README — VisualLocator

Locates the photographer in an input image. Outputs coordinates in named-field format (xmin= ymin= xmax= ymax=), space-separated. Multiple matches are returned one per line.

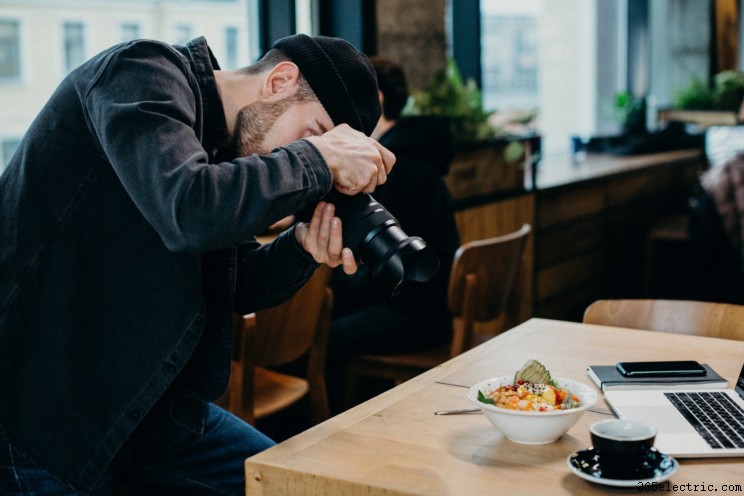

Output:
xmin=0 ymin=34 xmax=393 ymax=495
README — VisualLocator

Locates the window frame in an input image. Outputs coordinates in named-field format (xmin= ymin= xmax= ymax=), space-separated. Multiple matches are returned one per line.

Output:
xmin=0 ymin=17 xmax=22 ymax=82
xmin=62 ymin=20 xmax=86 ymax=75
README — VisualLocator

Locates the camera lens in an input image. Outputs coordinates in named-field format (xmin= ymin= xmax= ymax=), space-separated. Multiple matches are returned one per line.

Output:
xmin=305 ymin=190 xmax=439 ymax=296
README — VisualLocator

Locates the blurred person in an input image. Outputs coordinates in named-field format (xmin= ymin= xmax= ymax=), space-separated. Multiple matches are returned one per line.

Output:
xmin=326 ymin=56 xmax=460 ymax=410
xmin=0 ymin=34 xmax=394 ymax=495
xmin=688 ymin=151 xmax=744 ymax=303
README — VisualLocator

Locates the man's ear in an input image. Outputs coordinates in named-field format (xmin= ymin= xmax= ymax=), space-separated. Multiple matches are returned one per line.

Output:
xmin=261 ymin=61 xmax=301 ymax=102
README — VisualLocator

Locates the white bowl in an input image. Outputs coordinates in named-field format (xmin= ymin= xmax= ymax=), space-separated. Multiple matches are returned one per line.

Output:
xmin=467 ymin=376 xmax=598 ymax=444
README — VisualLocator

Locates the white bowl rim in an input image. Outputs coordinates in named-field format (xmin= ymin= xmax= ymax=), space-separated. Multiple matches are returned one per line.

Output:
xmin=467 ymin=375 xmax=598 ymax=417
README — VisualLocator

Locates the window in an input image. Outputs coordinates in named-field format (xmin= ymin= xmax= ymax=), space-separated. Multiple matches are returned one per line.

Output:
xmin=63 ymin=21 xmax=85 ymax=73
xmin=295 ymin=0 xmax=318 ymax=35
xmin=121 ymin=22 xmax=140 ymax=42
xmin=225 ymin=26 xmax=238 ymax=69
xmin=476 ymin=0 xmax=711 ymax=154
xmin=478 ymin=0 xmax=712 ymax=156
xmin=481 ymin=13 xmax=537 ymax=110
xmin=0 ymin=19 xmax=20 ymax=80
xmin=174 ymin=24 xmax=193 ymax=46
xmin=648 ymin=0 xmax=710 ymax=115
xmin=0 ymin=1 xmax=259 ymax=157
xmin=1 ymin=138 xmax=20 ymax=175
xmin=480 ymin=0 xmax=602 ymax=155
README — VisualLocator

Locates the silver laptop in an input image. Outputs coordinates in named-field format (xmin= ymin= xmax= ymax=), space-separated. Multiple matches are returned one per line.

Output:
xmin=604 ymin=363 xmax=744 ymax=457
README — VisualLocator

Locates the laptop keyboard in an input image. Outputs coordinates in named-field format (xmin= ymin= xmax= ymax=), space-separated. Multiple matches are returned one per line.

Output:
xmin=665 ymin=392 xmax=744 ymax=449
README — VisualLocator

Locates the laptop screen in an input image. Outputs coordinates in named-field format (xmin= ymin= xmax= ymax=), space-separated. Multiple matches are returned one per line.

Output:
xmin=736 ymin=363 xmax=744 ymax=398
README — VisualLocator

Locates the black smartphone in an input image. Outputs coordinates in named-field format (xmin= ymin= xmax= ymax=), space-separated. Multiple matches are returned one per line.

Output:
xmin=616 ymin=360 xmax=707 ymax=377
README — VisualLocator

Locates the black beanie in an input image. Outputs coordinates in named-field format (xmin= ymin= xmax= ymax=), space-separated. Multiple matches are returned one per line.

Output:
xmin=272 ymin=34 xmax=381 ymax=136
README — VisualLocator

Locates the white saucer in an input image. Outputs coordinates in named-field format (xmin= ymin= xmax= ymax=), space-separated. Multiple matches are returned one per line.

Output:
xmin=567 ymin=447 xmax=679 ymax=488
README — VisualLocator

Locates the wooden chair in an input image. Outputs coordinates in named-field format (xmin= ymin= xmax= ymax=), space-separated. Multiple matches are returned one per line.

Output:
xmin=643 ymin=213 xmax=691 ymax=297
xmin=218 ymin=266 xmax=333 ymax=425
xmin=344 ymin=224 xmax=532 ymax=405
xmin=582 ymin=299 xmax=744 ymax=340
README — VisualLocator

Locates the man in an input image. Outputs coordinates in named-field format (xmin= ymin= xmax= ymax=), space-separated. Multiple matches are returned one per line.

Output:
xmin=0 ymin=34 xmax=393 ymax=494
xmin=327 ymin=57 xmax=460 ymax=410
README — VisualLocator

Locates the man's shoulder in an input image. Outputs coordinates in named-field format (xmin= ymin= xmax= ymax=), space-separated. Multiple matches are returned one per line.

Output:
xmin=76 ymin=39 xmax=193 ymax=96
xmin=83 ymin=39 xmax=189 ymax=76
xmin=109 ymin=39 xmax=189 ymax=66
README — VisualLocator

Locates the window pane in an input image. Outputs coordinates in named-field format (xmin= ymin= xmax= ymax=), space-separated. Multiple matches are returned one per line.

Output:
xmin=0 ymin=1 xmax=258 ymax=157
xmin=225 ymin=26 xmax=238 ymax=69
xmin=0 ymin=19 xmax=20 ymax=79
xmin=649 ymin=0 xmax=710 ymax=116
xmin=296 ymin=0 xmax=317 ymax=35
xmin=64 ymin=22 xmax=85 ymax=73
xmin=481 ymin=13 xmax=538 ymax=110
xmin=174 ymin=24 xmax=192 ymax=45
xmin=479 ymin=0 xmax=712 ymax=156
xmin=121 ymin=22 xmax=140 ymax=42
xmin=482 ymin=0 xmax=583 ymax=153
xmin=1 ymin=138 xmax=20 ymax=175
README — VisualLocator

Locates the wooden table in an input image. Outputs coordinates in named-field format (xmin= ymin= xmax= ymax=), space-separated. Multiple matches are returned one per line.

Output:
xmin=244 ymin=318 xmax=744 ymax=495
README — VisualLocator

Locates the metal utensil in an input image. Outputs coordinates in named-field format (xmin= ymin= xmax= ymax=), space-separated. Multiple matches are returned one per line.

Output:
xmin=433 ymin=408 xmax=482 ymax=415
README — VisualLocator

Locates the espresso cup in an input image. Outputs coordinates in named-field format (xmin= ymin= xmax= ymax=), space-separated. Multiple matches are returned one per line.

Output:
xmin=590 ymin=419 xmax=657 ymax=476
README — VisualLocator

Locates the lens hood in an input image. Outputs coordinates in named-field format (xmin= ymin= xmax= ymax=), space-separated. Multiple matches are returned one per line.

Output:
xmin=304 ymin=190 xmax=439 ymax=296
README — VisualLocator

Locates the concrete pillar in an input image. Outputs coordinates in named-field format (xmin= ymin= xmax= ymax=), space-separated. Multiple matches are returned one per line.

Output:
xmin=375 ymin=0 xmax=447 ymax=91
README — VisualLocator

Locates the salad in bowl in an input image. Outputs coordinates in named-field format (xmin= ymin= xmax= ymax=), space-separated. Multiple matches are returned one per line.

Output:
xmin=468 ymin=359 xmax=598 ymax=444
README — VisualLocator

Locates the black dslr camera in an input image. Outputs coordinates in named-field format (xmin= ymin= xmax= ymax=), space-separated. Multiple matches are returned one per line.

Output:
xmin=302 ymin=189 xmax=439 ymax=296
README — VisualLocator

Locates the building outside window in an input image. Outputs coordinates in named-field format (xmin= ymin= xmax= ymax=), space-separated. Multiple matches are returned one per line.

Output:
xmin=0 ymin=1 xmax=256 ymax=159
xmin=121 ymin=22 xmax=140 ymax=42
xmin=479 ymin=0 xmax=711 ymax=156
xmin=174 ymin=24 xmax=193 ymax=46
xmin=63 ymin=21 xmax=85 ymax=74
xmin=481 ymin=13 xmax=537 ymax=111
xmin=225 ymin=26 xmax=238 ymax=69
xmin=0 ymin=19 xmax=20 ymax=80
xmin=1 ymin=138 xmax=20 ymax=175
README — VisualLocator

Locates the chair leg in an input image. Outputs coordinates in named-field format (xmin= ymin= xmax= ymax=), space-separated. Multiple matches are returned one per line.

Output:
xmin=308 ymin=287 xmax=332 ymax=422
xmin=343 ymin=361 xmax=359 ymax=410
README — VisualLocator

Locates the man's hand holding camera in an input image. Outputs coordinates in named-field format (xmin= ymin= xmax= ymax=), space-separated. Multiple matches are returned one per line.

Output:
xmin=294 ymin=201 xmax=355 ymax=274
xmin=297 ymin=125 xmax=395 ymax=274
xmin=306 ymin=124 xmax=395 ymax=195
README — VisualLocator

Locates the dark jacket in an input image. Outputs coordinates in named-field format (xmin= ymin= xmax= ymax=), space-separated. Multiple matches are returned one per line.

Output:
xmin=332 ymin=116 xmax=460 ymax=320
xmin=0 ymin=37 xmax=331 ymax=490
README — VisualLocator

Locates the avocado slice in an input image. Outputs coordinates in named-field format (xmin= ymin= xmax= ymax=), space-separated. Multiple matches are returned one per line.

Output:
xmin=514 ymin=359 xmax=551 ymax=384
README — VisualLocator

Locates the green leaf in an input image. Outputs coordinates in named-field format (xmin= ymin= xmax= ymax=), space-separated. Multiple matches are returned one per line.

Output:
xmin=404 ymin=57 xmax=496 ymax=144
xmin=477 ymin=390 xmax=494 ymax=405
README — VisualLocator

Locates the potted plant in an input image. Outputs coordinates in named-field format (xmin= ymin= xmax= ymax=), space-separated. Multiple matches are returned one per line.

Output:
xmin=657 ymin=70 xmax=744 ymax=127
xmin=614 ymin=91 xmax=646 ymax=135
xmin=404 ymin=59 xmax=540 ymax=201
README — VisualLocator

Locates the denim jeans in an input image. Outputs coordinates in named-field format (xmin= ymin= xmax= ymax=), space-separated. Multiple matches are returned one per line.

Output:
xmin=0 ymin=403 xmax=275 ymax=495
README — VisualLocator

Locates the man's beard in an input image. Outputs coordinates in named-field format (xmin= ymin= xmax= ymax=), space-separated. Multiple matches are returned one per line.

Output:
xmin=227 ymin=97 xmax=295 ymax=157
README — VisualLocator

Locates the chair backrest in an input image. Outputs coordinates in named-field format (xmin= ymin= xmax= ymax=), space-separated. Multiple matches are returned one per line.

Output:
xmin=224 ymin=265 xmax=334 ymax=424
xmin=582 ymin=299 xmax=744 ymax=341
xmin=242 ymin=265 xmax=333 ymax=367
xmin=448 ymin=224 xmax=531 ymax=355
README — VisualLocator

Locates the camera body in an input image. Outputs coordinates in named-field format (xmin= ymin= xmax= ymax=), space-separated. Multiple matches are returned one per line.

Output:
xmin=302 ymin=189 xmax=439 ymax=296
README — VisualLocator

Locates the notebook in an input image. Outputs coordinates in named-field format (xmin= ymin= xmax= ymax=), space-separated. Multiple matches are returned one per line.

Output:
xmin=587 ymin=364 xmax=728 ymax=391
xmin=603 ymin=362 xmax=744 ymax=457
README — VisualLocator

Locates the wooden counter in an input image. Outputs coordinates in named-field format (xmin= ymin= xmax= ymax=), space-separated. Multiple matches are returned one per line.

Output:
xmin=533 ymin=148 xmax=704 ymax=190
xmin=452 ymin=148 xmax=706 ymax=323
